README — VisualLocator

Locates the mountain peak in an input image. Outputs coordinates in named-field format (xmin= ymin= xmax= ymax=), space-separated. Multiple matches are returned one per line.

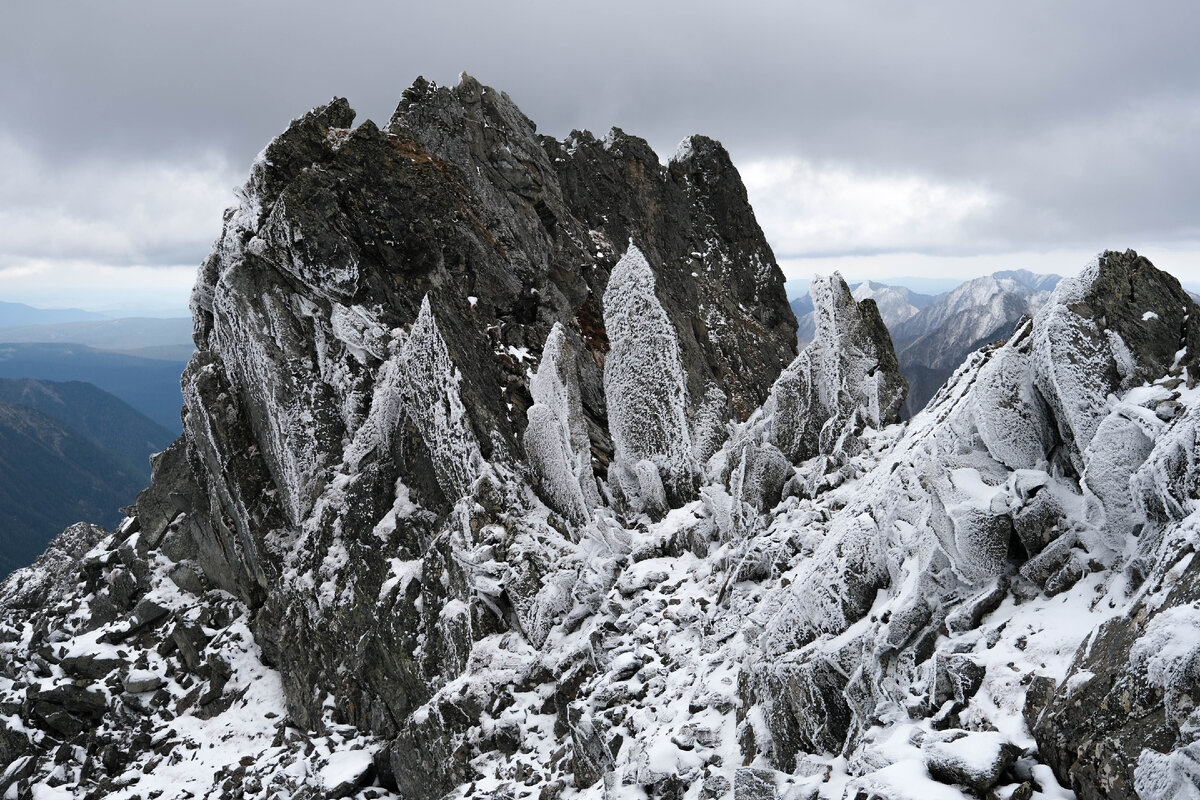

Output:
xmin=5 ymin=81 xmax=1200 ymax=800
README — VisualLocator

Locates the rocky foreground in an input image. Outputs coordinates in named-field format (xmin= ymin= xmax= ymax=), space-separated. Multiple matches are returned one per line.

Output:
xmin=2 ymin=76 xmax=1200 ymax=800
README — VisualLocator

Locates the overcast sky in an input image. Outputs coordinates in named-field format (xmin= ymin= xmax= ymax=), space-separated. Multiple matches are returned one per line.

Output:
xmin=3 ymin=2 xmax=1199 ymax=314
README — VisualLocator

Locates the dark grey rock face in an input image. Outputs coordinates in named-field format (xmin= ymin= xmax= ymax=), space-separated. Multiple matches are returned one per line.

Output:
xmin=550 ymin=128 xmax=797 ymax=422
xmin=1069 ymin=250 xmax=1200 ymax=385
xmin=34 ymin=74 xmax=795 ymax=797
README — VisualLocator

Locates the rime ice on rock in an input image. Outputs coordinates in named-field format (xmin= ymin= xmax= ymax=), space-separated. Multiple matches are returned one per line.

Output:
xmin=0 ymin=77 xmax=814 ymax=800
xmin=15 ymin=73 xmax=1200 ymax=800
xmin=603 ymin=242 xmax=697 ymax=513
xmin=396 ymin=297 xmax=483 ymax=499
xmin=766 ymin=272 xmax=906 ymax=465
xmin=969 ymin=321 xmax=1053 ymax=471
xmin=337 ymin=294 xmax=483 ymax=504
xmin=1031 ymin=262 xmax=1116 ymax=473
xmin=748 ymin=251 xmax=1200 ymax=798
xmin=523 ymin=323 xmax=598 ymax=525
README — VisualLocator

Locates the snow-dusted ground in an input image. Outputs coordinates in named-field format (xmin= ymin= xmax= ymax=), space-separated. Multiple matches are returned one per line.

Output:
xmin=433 ymin=414 xmax=1098 ymax=799
xmin=0 ymin=534 xmax=397 ymax=799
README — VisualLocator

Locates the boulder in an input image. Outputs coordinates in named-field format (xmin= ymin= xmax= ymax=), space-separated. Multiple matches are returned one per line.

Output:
xmin=921 ymin=729 xmax=1019 ymax=792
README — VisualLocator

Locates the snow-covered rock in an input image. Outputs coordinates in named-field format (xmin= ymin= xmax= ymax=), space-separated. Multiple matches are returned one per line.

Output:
xmin=524 ymin=322 xmax=600 ymax=526
xmin=766 ymin=273 xmax=906 ymax=465
xmin=921 ymin=729 xmax=1020 ymax=792
xmin=604 ymin=243 xmax=698 ymax=512
xmin=4 ymin=75 xmax=1200 ymax=800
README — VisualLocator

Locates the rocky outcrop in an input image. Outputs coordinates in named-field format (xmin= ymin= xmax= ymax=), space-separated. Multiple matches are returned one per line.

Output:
xmin=766 ymin=273 xmax=906 ymax=465
xmin=713 ymin=273 xmax=907 ymax=518
xmin=743 ymin=251 xmax=1200 ymax=800
xmin=604 ymin=244 xmax=698 ymax=513
xmin=3 ymin=71 xmax=1200 ymax=800
xmin=793 ymin=280 xmax=935 ymax=349
xmin=181 ymin=73 xmax=794 ymax=793
xmin=0 ymin=75 xmax=799 ymax=798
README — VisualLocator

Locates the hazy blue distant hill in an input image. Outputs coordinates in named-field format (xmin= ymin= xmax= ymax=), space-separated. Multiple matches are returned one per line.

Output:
xmin=0 ymin=317 xmax=193 ymax=360
xmin=0 ymin=378 xmax=174 ymax=477
xmin=789 ymin=295 xmax=813 ymax=319
xmin=0 ymin=402 xmax=146 ymax=576
xmin=0 ymin=301 xmax=106 ymax=328
xmin=0 ymin=343 xmax=186 ymax=432
xmin=790 ymin=295 xmax=814 ymax=343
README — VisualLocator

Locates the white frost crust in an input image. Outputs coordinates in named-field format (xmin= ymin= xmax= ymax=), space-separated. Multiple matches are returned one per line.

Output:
xmin=744 ymin=253 xmax=1200 ymax=799
xmin=396 ymin=296 xmax=485 ymax=497
xmin=75 ymin=207 xmax=1200 ymax=800
xmin=1049 ymin=254 xmax=1101 ymax=307
xmin=1031 ymin=256 xmax=1113 ymax=467
xmin=759 ymin=294 xmax=1139 ymax=656
xmin=603 ymin=243 xmax=696 ymax=506
xmin=969 ymin=323 xmax=1052 ymax=471
xmin=762 ymin=272 xmax=900 ymax=467
xmin=1136 ymin=740 xmax=1200 ymax=800
xmin=523 ymin=323 xmax=599 ymax=523
xmin=346 ymin=295 xmax=483 ymax=498
xmin=329 ymin=302 xmax=389 ymax=363
xmin=608 ymin=459 xmax=669 ymax=520
xmin=1081 ymin=409 xmax=1154 ymax=553
xmin=669 ymin=136 xmax=696 ymax=164
xmin=764 ymin=349 xmax=815 ymax=461
xmin=209 ymin=282 xmax=335 ymax=526
xmin=0 ymin=536 xmax=393 ymax=800
xmin=809 ymin=273 xmax=856 ymax=420
xmin=691 ymin=384 xmax=731 ymax=466
xmin=256 ymin=194 xmax=362 ymax=300
xmin=525 ymin=404 xmax=589 ymax=524
xmin=1132 ymin=401 xmax=1200 ymax=529
xmin=1130 ymin=604 xmax=1200 ymax=695
xmin=285 ymin=295 xmax=487 ymax=610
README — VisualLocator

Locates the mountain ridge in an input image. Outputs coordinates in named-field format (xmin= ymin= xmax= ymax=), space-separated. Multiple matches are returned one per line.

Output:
xmin=0 ymin=377 xmax=174 ymax=477
xmin=0 ymin=317 xmax=193 ymax=360
xmin=0 ymin=342 xmax=187 ymax=431
xmin=0 ymin=401 xmax=148 ymax=576
xmin=1 ymin=77 xmax=1199 ymax=800
xmin=0 ymin=301 xmax=106 ymax=329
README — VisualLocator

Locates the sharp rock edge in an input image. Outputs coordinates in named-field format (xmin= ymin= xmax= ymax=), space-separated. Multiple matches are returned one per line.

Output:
xmin=1 ymin=75 xmax=1198 ymax=800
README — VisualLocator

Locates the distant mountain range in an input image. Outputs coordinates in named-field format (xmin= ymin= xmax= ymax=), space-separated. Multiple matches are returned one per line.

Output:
xmin=0 ymin=385 xmax=171 ymax=577
xmin=0 ymin=317 xmax=193 ymax=361
xmin=0 ymin=301 xmax=106 ymax=328
xmin=0 ymin=306 xmax=193 ymax=430
xmin=0 ymin=378 xmax=174 ymax=478
xmin=791 ymin=269 xmax=1063 ymax=416
xmin=0 ymin=305 xmax=189 ymax=576
xmin=0 ymin=343 xmax=187 ymax=432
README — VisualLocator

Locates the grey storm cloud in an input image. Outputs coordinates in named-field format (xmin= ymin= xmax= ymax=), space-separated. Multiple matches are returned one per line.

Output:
xmin=3 ymin=0 xmax=1200 ymax=269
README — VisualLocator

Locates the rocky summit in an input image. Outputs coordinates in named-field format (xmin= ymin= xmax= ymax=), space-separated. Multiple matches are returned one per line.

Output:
xmin=1 ymin=76 xmax=1199 ymax=800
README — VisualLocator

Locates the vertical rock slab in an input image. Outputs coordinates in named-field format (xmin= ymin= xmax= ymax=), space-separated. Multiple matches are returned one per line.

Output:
xmin=767 ymin=273 xmax=906 ymax=464
xmin=604 ymin=243 xmax=698 ymax=511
